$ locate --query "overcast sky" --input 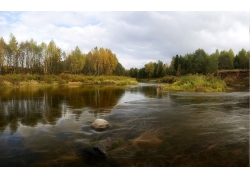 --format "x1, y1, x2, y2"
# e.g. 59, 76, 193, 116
0, 11, 248, 69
